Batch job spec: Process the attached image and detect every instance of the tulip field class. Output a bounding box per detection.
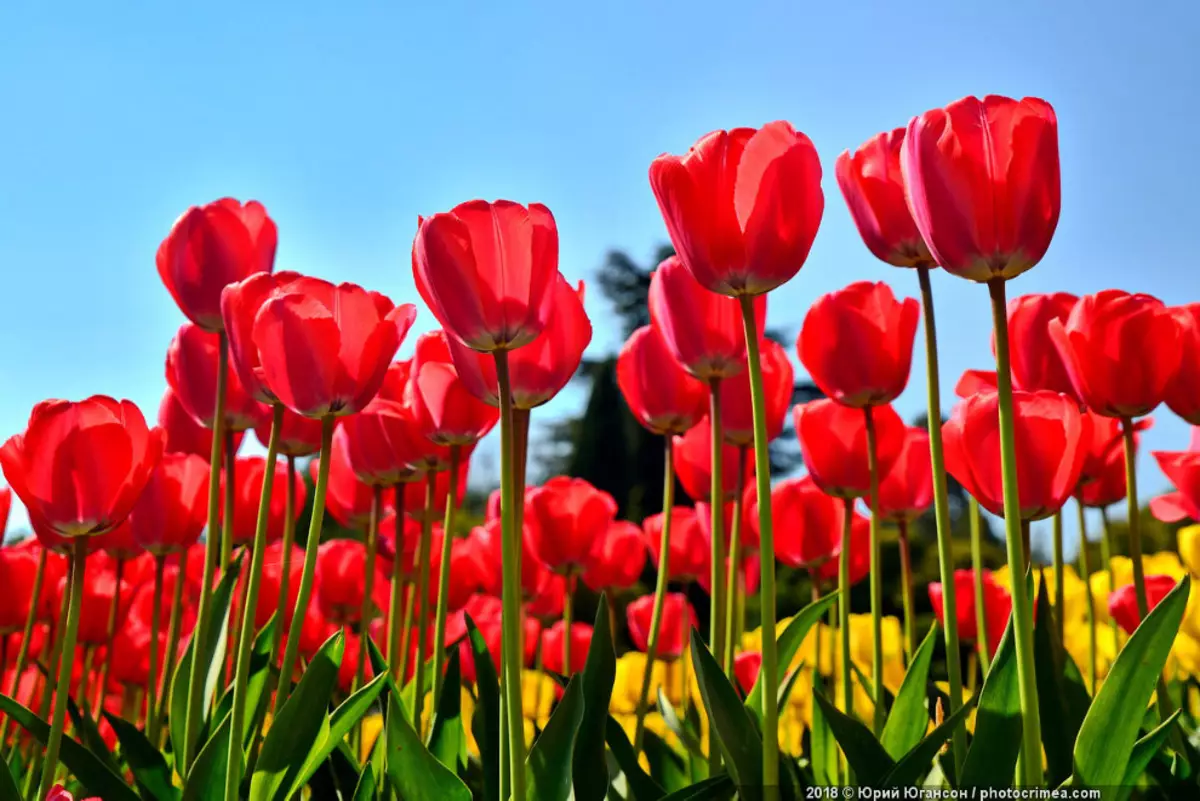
[3,91,1200,801]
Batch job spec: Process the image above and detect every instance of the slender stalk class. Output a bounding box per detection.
[152,552,181,745]
[272,455,298,665]
[1021,521,1031,573]
[1121,417,1148,617]
[146,556,164,741]
[182,331,229,776]
[1076,498,1097,694]
[38,539,86,800]
[397,584,415,684]
[970,497,990,673]
[917,265,966,769]
[1099,506,1122,647]
[864,407,885,736]
[275,415,335,713]
[897,520,916,661]
[95,555,125,721]
[706,380,727,672]
[988,278,1043,786]
[432,446,462,708]
[78,647,95,722]
[356,484,383,701]
[221,431,236,572]
[562,576,574,673]
[838,498,854,782]
[25,584,68,798]
[226,403,282,801]
[634,436,676,752]
[413,479,436,732]
[723,446,747,675]
[386,482,408,677]
[1052,510,1065,646]
[2,547,46,752]
[494,349,527,801]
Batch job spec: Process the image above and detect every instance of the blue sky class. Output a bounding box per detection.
[0,1,1197,558]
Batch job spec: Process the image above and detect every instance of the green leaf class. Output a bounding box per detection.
[658,774,735,800]
[1032,572,1090,785]
[809,672,837,787]
[384,682,471,801]
[1074,576,1190,787]
[959,611,1021,788]
[604,716,665,801]
[104,711,180,801]
[243,613,278,746]
[285,671,389,798]
[1117,710,1182,799]
[351,760,377,801]
[810,690,895,787]
[880,622,937,760]
[0,751,19,801]
[428,648,466,772]
[574,593,617,801]
[777,662,806,710]
[657,688,705,758]
[744,591,838,722]
[0,695,139,801]
[67,696,119,773]
[182,711,231,801]
[526,675,586,801]
[463,615,500,801]
[688,628,763,789]
[881,693,977,786]
[643,730,690,792]
[250,629,345,801]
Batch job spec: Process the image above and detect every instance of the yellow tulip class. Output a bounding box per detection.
[1179,525,1200,576]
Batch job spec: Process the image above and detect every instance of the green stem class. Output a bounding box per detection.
[397,584,415,684]
[1053,510,1065,647]
[38,539,86,801]
[970,497,990,673]
[897,520,916,662]
[723,446,747,676]
[1121,417,1148,617]
[146,556,164,740]
[1076,498,1096,695]
[94,555,123,720]
[988,277,1043,786]
[864,407,885,736]
[275,415,335,713]
[357,484,382,701]
[225,403,282,801]
[152,552,180,746]
[494,349,527,801]
[838,498,854,783]
[386,482,408,677]
[634,436,676,753]
[78,647,94,723]
[272,455,298,667]
[413,478,436,733]
[222,430,238,687]
[562,575,574,673]
[1,546,46,754]
[182,331,229,777]
[432,446,462,709]
[1099,507,1122,649]
[706,380,727,675]
[918,265,967,769]
[26,586,68,799]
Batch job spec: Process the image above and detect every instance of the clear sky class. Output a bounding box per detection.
[1,1,1197,558]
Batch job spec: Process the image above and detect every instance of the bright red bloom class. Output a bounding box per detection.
[109,618,169,689]
[719,338,794,446]
[617,324,708,436]
[836,128,934,268]
[57,566,131,645]
[1109,575,1177,634]
[0,486,10,541]
[954,370,998,398]
[526,477,618,575]
[929,569,1011,656]
[128,564,199,635]
[251,542,303,628]
[733,650,763,694]
[466,518,543,600]
[627,593,697,660]
[648,256,766,381]
[457,595,541,684]
[317,432,395,531]
[253,404,323,457]
[126,453,209,556]
[0,546,40,632]
[642,506,709,582]
[93,518,142,560]
[943,390,1089,520]
[447,275,592,409]
[157,198,276,332]
[526,569,567,620]
[1004,292,1077,395]
[314,539,390,625]
[1,397,163,538]
[793,400,905,499]
[798,281,919,408]
[377,511,422,581]
[428,531,484,613]
[166,322,263,431]
[413,199,559,352]
[753,476,846,570]
[11,539,68,621]
[47,784,100,801]
[406,332,500,447]
[695,502,761,594]
[336,632,376,694]
[221,271,417,417]
[872,428,934,523]
[901,95,1060,282]
[649,122,824,296]
[1165,304,1200,425]
[219,456,307,545]
[338,399,427,485]
[157,387,243,460]
[542,621,592,675]
[581,520,646,592]
[672,417,753,502]
[1150,449,1200,522]
[1049,290,1181,419]
[404,464,469,525]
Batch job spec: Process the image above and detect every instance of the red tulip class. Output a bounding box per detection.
[812,503,870,587]
[901,95,1060,282]
[1004,293,1077,395]
[57,566,131,645]
[317,431,395,531]
[526,477,618,576]
[405,464,470,524]
[446,275,592,409]
[457,595,541,684]
[649,122,823,296]
[581,520,646,592]
[626,592,697,660]
[128,564,198,634]
[647,256,766,381]
[943,390,1089,520]
[221,271,417,417]
[127,453,210,556]
[48,784,100,801]
[166,322,264,432]
[642,507,709,582]
[1049,290,1181,419]
[1165,304,1200,425]
[11,540,68,621]
[252,542,303,628]
[733,650,763,694]
[0,486,10,541]
[336,632,376,693]
[1109,575,1177,634]
[1151,449,1200,522]
[0,546,40,632]
[1,397,163,538]
[526,569,567,620]
[752,476,847,570]
[466,518,543,600]
[412,199,559,352]
[377,512,422,581]
[338,400,428,485]
[542,621,592,675]
[253,404,323,457]
[929,569,1011,655]
[157,387,243,460]
[219,456,307,546]
[672,417,753,502]
[1080,444,1130,509]
[157,198,276,332]
[406,332,500,446]
[617,325,708,436]
[93,520,142,561]
[836,128,934,268]
[109,619,167,689]
[954,370,998,398]
[793,400,905,499]
[872,427,934,523]
[420,530,484,614]
[798,282,919,408]
[314,539,389,625]
[719,338,794,445]
[699,547,760,597]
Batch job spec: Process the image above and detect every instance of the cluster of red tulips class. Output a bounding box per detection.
[1,90,1197,800]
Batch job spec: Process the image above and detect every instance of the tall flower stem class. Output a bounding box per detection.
[896,520,917,661]
[838,497,854,780]
[182,331,229,777]
[432,445,462,709]
[226,403,282,801]
[357,484,383,699]
[412,478,436,733]
[1,546,46,754]
[1052,510,1065,645]
[918,265,967,769]
[272,455,298,665]
[562,576,575,672]
[494,350,527,801]
[222,430,238,684]
[96,555,125,721]
[386,482,408,678]
[151,552,180,746]
[1120,417,1148,617]
[969,498,990,673]
[634,436,677,752]
[38,539,86,801]
[146,556,165,743]
[275,415,335,713]
[864,406,885,736]
[988,277,1043,786]
[1075,498,1097,694]
[706,380,727,673]
[25,586,68,799]
[1099,507,1122,648]
[723,446,748,675]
